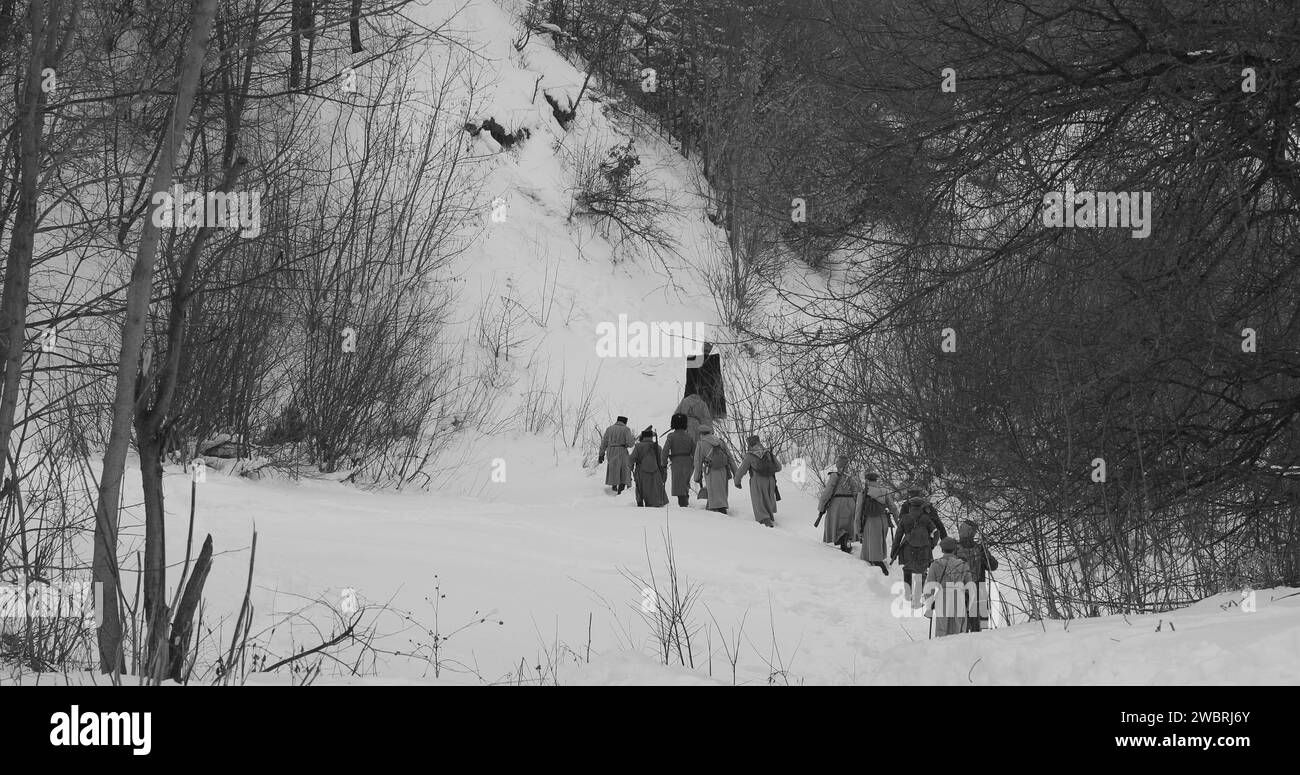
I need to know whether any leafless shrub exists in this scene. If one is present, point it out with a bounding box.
[620,525,703,668]
[705,604,749,686]
[744,594,803,686]
[477,282,534,367]
[569,138,680,263]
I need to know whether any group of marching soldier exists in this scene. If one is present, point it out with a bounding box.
[816,456,999,636]
[598,398,998,637]
[597,392,780,526]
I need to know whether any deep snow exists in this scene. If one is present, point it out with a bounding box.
[6,461,1297,685]
[7,0,1297,687]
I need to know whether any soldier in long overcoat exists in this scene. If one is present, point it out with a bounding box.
[734,435,780,526]
[598,416,635,493]
[818,455,861,552]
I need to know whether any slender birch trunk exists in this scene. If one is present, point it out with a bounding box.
[93,0,220,674]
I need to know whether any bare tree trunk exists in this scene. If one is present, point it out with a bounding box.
[136,425,166,665]
[167,533,212,682]
[138,158,247,671]
[92,0,219,674]
[350,0,363,53]
[0,0,56,496]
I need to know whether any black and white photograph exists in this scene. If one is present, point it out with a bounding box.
[0,0,1294,732]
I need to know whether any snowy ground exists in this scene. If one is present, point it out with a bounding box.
[7,460,1297,686]
[8,0,1298,687]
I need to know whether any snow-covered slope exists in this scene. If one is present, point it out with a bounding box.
[407,0,731,497]
[6,466,1296,685]
[865,588,1300,686]
[9,0,1295,687]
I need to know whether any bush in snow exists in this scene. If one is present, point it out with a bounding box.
[570,139,678,262]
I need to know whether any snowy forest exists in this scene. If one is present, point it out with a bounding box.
[0,0,1297,686]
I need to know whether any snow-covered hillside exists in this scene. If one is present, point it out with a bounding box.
[414,0,731,496]
[7,465,1296,686]
[7,0,1295,687]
